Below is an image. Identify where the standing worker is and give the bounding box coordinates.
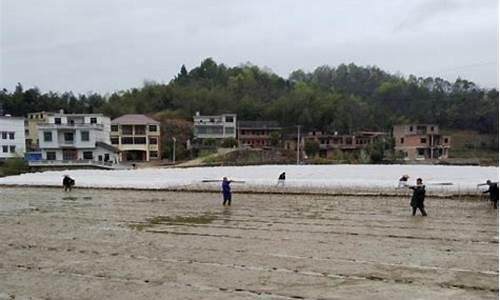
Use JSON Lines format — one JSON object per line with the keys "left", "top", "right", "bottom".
{"left": 409, "top": 178, "right": 427, "bottom": 216}
{"left": 483, "top": 180, "right": 499, "bottom": 209}
{"left": 277, "top": 172, "right": 286, "bottom": 187}
{"left": 222, "top": 177, "right": 233, "bottom": 206}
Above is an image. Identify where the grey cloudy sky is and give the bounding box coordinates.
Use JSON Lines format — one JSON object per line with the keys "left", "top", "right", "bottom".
{"left": 1, "top": 0, "right": 498, "bottom": 94}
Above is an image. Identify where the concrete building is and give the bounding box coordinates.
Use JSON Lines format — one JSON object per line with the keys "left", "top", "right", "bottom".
{"left": 111, "top": 114, "right": 161, "bottom": 161}
{"left": 303, "top": 130, "right": 387, "bottom": 158}
{"left": 193, "top": 112, "right": 236, "bottom": 146}
{"left": 37, "top": 113, "right": 118, "bottom": 164}
{"left": 393, "top": 124, "right": 450, "bottom": 160}
{"left": 0, "top": 116, "right": 26, "bottom": 159}
{"left": 25, "top": 111, "right": 51, "bottom": 151}
{"left": 237, "top": 121, "right": 281, "bottom": 148}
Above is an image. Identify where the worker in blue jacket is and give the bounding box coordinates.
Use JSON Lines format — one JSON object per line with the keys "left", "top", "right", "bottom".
{"left": 222, "top": 177, "right": 233, "bottom": 206}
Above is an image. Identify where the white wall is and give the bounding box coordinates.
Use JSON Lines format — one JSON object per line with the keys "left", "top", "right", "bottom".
{"left": 0, "top": 117, "right": 26, "bottom": 159}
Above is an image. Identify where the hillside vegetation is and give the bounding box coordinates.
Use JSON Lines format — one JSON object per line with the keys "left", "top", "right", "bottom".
{"left": 1, "top": 58, "right": 497, "bottom": 136}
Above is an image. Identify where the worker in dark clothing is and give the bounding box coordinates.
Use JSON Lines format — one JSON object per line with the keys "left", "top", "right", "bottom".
{"left": 62, "top": 175, "right": 75, "bottom": 192}
{"left": 277, "top": 172, "right": 286, "bottom": 187}
{"left": 483, "top": 180, "right": 499, "bottom": 209}
{"left": 409, "top": 178, "right": 427, "bottom": 216}
{"left": 222, "top": 177, "right": 232, "bottom": 206}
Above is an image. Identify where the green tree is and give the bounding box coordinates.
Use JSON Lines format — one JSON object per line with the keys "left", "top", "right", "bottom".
{"left": 304, "top": 141, "right": 320, "bottom": 157}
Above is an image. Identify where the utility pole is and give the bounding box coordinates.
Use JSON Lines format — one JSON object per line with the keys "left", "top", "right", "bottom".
{"left": 296, "top": 125, "right": 301, "bottom": 165}
{"left": 172, "top": 137, "right": 176, "bottom": 165}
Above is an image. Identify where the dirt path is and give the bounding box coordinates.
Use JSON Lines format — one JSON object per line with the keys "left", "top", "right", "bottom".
{"left": 0, "top": 188, "right": 497, "bottom": 299}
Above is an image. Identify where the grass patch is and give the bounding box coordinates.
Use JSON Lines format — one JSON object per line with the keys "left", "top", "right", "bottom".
{"left": 128, "top": 214, "right": 216, "bottom": 231}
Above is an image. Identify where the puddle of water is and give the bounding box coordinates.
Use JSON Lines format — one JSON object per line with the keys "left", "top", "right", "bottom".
{"left": 129, "top": 214, "right": 217, "bottom": 231}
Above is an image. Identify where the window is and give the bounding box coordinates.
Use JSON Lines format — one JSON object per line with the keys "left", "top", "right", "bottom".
{"left": 1, "top": 132, "right": 6, "bottom": 139}
{"left": 148, "top": 125, "right": 157, "bottom": 132}
{"left": 225, "top": 116, "right": 234, "bottom": 123}
{"left": 9, "top": 146, "right": 15, "bottom": 153}
{"left": 134, "top": 125, "right": 146, "bottom": 135}
{"left": 104, "top": 154, "right": 110, "bottom": 161}
{"left": 417, "top": 149, "right": 425, "bottom": 156}
{"left": 81, "top": 131, "right": 89, "bottom": 142}
{"left": 44, "top": 131, "right": 53, "bottom": 142}
{"left": 64, "top": 132, "right": 74, "bottom": 142}
{"left": 111, "top": 137, "right": 119, "bottom": 145}
{"left": 121, "top": 137, "right": 134, "bottom": 144}
{"left": 46, "top": 152, "right": 56, "bottom": 160}
{"left": 25, "top": 129, "right": 29, "bottom": 135}
{"left": 420, "top": 138, "right": 426, "bottom": 143}
{"left": 111, "top": 125, "right": 118, "bottom": 132}
{"left": 149, "top": 137, "right": 158, "bottom": 145}
{"left": 444, "top": 138, "right": 449, "bottom": 143}
{"left": 90, "top": 117, "right": 97, "bottom": 124}
{"left": 430, "top": 126, "right": 434, "bottom": 132}
{"left": 400, "top": 138, "right": 404, "bottom": 144}
{"left": 83, "top": 151, "right": 93, "bottom": 159}
{"left": 134, "top": 137, "right": 146, "bottom": 144}
{"left": 9, "top": 132, "right": 14, "bottom": 139}
{"left": 122, "top": 125, "right": 133, "bottom": 135}
{"left": 2, "top": 146, "right": 7, "bottom": 153}
{"left": 150, "top": 151, "right": 158, "bottom": 158}
{"left": 54, "top": 118, "right": 61, "bottom": 124}
{"left": 409, "top": 126, "right": 413, "bottom": 132}
{"left": 225, "top": 127, "right": 235, "bottom": 134}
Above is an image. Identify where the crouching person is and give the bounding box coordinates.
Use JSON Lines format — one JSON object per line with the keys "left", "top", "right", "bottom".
{"left": 63, "top": 175, "right": 75, "bottom": 192}
{"left": 409, "top": 178, "right": 427, "bottom": 216}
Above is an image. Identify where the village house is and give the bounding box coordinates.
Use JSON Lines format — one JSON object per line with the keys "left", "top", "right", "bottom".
{"left": 237, "top": 121, "right": 281, "bottom": 149}
{"left": 303, "top": 130, "right": 387, "bottom": 158}
{"left": 25, "top": 111, "right": 51, "bottom": 151}
{"left": 35, "top": 112, "right": 118, "bottom": 167}
{"left": 0, "top": 115, "right": 26, "bottom": 160}
{"left": 192, "top": 112, "right": 236, "bottom": 146}
{"left": 393, "top": 124, "right": 450, "bottom": 160}
{"left": 110, "top": 114, "right": 161, "bottom": 161}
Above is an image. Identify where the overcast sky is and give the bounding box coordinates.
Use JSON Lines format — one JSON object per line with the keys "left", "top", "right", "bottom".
{"left": 1, "top": 0, "right": 498, "bottom": 94}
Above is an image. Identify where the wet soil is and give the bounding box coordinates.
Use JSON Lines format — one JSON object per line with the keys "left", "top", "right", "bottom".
{"left": 0, "top": 187, "right": 497, "bottom": 299}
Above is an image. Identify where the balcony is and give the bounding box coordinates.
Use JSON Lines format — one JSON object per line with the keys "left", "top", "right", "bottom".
{"left": 28, "top": 159, "right": 117, "bottom": 169}
{"left": 38, "top": 123, "right": 104, "bottom": 130}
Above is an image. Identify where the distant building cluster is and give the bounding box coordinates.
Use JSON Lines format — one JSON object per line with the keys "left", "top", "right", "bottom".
{"left": 0, "top": 110, "right": 451, "bottom": 168}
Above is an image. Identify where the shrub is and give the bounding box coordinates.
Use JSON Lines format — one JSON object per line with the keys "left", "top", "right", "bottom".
{"left": 0, "top": 158, "right": 29, "bottom": 176}
{"left": 221, "top": 137, "right": 238, "bottom": 148}
{"left": 304, "top": 141, "right": 320, "bottom": 157}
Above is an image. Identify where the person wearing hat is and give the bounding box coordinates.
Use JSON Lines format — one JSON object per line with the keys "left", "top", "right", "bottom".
{"left": 276, "top": 172, "right": 286, "bottom": 187}
{"left": 398, "top": 175, "right": 410, "bottom": 188}
{"left": 409, "top": 178, "right": 427, "bottom": 216}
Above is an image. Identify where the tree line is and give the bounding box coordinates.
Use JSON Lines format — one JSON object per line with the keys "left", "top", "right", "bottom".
{"left": 1, "top": 58, "right": 498, "bottom": 134}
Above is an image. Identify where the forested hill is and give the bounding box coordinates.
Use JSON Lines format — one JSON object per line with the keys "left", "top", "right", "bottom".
{"left": 1, "top": 58, "right": 498, "bottom": 134}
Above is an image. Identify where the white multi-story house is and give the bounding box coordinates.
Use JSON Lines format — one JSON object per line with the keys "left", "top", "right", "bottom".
{"left": 37, "top": 113, "right": 119, "bottom": 164}
{"left": 0, "top": 116, "right": 26, "bottom": 159}
{"left": 193, "top": 112, "right": 236, "bottom": 140}
{"left": 110, "top": 114, "right": 161, "bottom": 161}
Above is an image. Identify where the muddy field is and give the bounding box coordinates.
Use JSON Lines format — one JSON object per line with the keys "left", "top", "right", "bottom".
{"left": 0, "top": 187, "right": 497, "bottom": 300}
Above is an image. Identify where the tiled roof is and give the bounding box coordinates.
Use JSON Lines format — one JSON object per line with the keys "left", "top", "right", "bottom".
{"left": 111, "top": 114, "right": 160, "bottom": 125}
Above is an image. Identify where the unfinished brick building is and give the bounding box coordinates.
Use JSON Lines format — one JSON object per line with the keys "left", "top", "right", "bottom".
{"left": 393, "top": 124, "right": 450, "bottom": 160}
